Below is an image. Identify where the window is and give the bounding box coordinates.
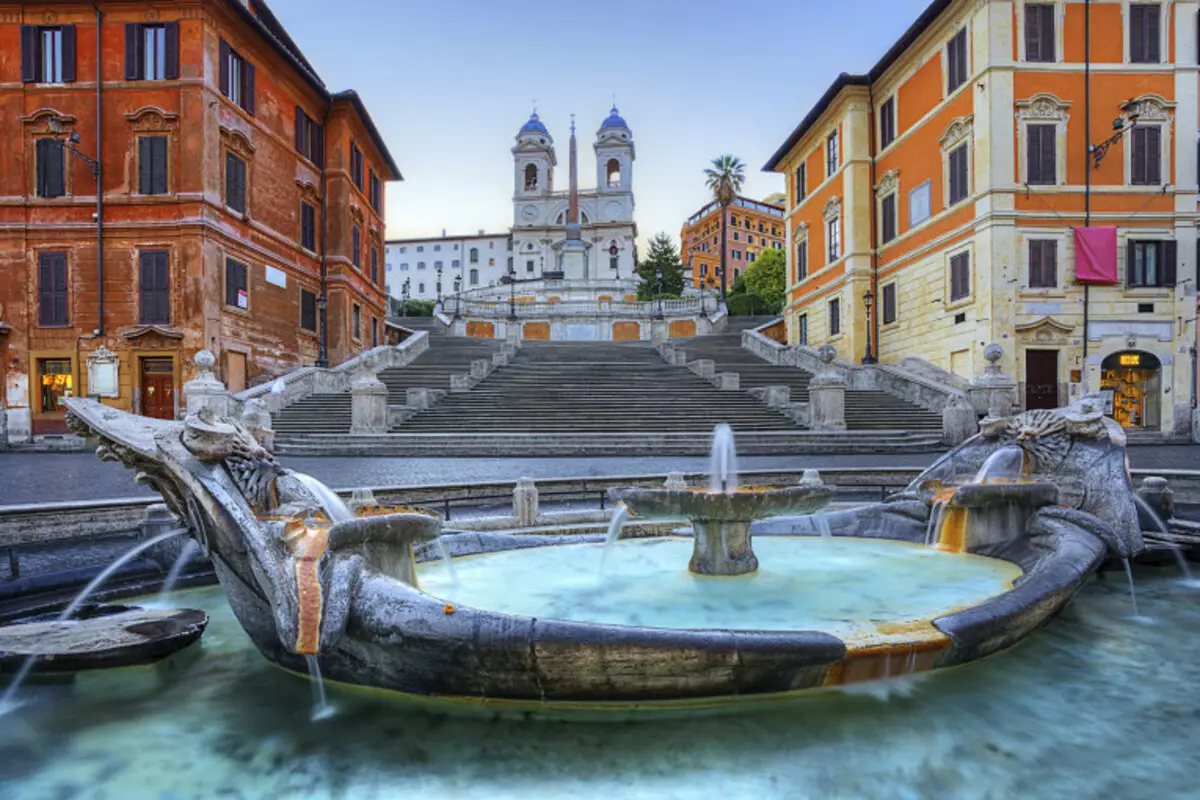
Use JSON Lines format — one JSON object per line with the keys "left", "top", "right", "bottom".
{"left": 371, "top": 245, "right": 379, "bottom": 284}
{"left": 1026, "top": 124, "right": 1057, "bottom": 185}
{"left": 524, "top": 164, "right": 538, "bottom": 190}
{"left": 352, "top": 225, "right": 361, "bottom": 268}
{"left": 748, "top": 252, "right": 757, "bottom": 263}
{"left": 352, "top": 304, "right": 361, "bottom": 340}
{"left": 371, "top": 317, "right": 379, "bottom": 347}
{"left": 21, "top": 25, "right": 75, "bottom": 83}
{"left": 416, "top": 246, "right": 424, "bottom": 252}
{"left": 610, "top": 255, "right": 618, "bottom": 270}
{"left": 452, "top": 259, "right": 460, "bottom": 268}
{"left": 434, "top": 260, "right": 443, "bottom": 270}
{"left": 301, "top": 289, "right": 317, "bottom": 332}
{"left": 950, "top": 252, "right": 971, "bottom": 301}
{"left": 1029, "top": 240, "right": 1058, "bottom": 288}
{"left": 138, "top": 136, "right": 168, "bottom": 195}
{"left": 798, "top": 314, "right": 808, "bottom": 345}
{"left": 294, "top": 107, "right": 324, "bottom": 164}
{"left": 880, "top": 97, "right": 896, "bottom": 149}
{"left": 225, "top": 258, "right": 248, "bottom": 309}
{"left": 470, "top": 268, "right": 479, "bottom": 285}
{"left": 881, "top": 194, "right": 897, "bottom": 244}
{"left": 125, "top": 23, "right": 179, "bottom": 81}
{"left": 418, "top": 283, "right": 425, "bottom": 293}
{"left": 828, "top": 299, "right": 841, "bottom": 336}
{"left": 218, "top": 39, "right": 255, "bottom": 115}
{"left": 350, "top": 142, "right": 364, "bottom": 189}
{"left": 1131, "top": 127, "right": 1162, "bottom": 185}
{"left": 1126, "top": 240, "right": 1176, "bottom": 287}
{"left": 417, "top": 261, "right": 426, "bottom": 270}
{"left": 732, "top": 250, "right": 742, "bottom": 260}
{"left": 826, "top": 132, "right": 839, "bottom": 177}
{"left": 488, "top": 258, "right": 495, "bottom": 266}
{"left": 1025, "top": 4, "right": 1055, "bottom": 62}
{"left": 370, "top": 170, "right": 382, "bottom": 212}
{"left": 434, "top": 245, "right": 441, "bottom": 252}
{"left": 526, "top": 260, "right": 535, "bottom": 273}
{"left": 948, "top": 143, "right": 970, "bottom": 205}
{"left": 138, "top": 250, "right": 170, "bottom": 325}
{"left": 910, "top": 181, "right": 932, "bottom": 227}
{"left": 827, "top": 217, "right": 841, "bottom": 262}
{"left": 300, "top": 202, "right": 316, "bottom": 251}
{"left": 748, "top": 235, "right": 755, "bottom": 245}
{"left": 400, "top": 263, "right": 409, "bottom": 271}
{"left": 399, "top": 246, "right": 407, "bottom": 253}
{"left": 469, "top": 247, "right": 479, "bottom": 263}
{"left": 606, "top": 158, "right": 621, "bottom": 187}
{"left": 796, "top": 240, "right": 808, "bottom": 280}
{"left": 37, "top": 252, "right": 69, "bottom": 326}
{"left": 882, "top": 282, "right": 897, "bottom": 325}
{"left": 1129, "top": 4, "right": 1161, "bottom": 64}
{"left": 733, "top": 232, "right": 740, "bottom": 242}
{"left": 947, "top": 28, "right": 968, "bottom": 93}
{"left": 225, "top": 152, "right": 246, "bottom": 213}
{"left": 36, "top": 138, "right": 66, "bottom": 198}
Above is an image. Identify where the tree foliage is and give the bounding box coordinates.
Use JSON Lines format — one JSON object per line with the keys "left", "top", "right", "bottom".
{"left": 703, "top": 155, "right": 746, "bottom": 206}
{"left": 635, "top": 232, "right": 686, "bottom": 301}
{"left": 725, "top": 249, "right": 786, "bottom": 316}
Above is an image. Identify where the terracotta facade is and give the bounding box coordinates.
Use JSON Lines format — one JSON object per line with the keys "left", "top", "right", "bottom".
{"left": 681, "top": 195, "right": 785, "bottom": 290}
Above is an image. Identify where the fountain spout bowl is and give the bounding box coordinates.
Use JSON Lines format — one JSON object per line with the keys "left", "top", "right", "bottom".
{"left": 609, "top": 485, "right": 835, "bottom": 576}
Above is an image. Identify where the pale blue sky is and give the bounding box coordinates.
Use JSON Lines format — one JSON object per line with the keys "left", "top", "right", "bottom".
{"left": 271, "top": 0, "right": 932, "bottom": 248}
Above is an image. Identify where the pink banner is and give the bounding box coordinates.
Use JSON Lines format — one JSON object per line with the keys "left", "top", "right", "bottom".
{"left": 1073, "top": 227, "right": 1118, "bottom": 284}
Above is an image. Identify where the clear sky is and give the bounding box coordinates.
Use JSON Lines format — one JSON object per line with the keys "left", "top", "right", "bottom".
{"left": 270, "top": 0, "right": 933, "bottom": 249}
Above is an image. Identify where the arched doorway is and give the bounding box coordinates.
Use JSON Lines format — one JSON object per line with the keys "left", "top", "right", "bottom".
{"left": 1100, "top": 351, "right": 1161, "bottom": 429}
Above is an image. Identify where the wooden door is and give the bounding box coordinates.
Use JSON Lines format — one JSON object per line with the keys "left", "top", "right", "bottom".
{"left": 141, "top": 358, "right": 176, "bottom": 420}
{"left": 1025, "top": 350, "right": 1059, "bottom": 410}
{"left": 225, "top": 352, "right": 247, "bottom": 393}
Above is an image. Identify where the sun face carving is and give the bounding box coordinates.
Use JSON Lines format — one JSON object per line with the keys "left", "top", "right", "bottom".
{"left": 988, "top": 409, "right": 1071, "bottom": 473}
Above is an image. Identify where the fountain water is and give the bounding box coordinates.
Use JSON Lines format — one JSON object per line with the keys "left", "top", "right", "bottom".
{"left": 157, "top": 540, "right": 201, "bottom": 603}
{"left": 1133, "top": 495, "right": 1195, "bottom": 583}
{"left": 709, "top": 423, "right": 738, "bottom": 494}
{"left": 304, "top": 655, "right": 335, "bottom": 721}
{"left": 926, "top": 445, "right": 1027, "bottom": 550}
{"left": 292, "top": 473, "right": 352, "bottom": 523}
{"left": 813, "top": 510, "right": 833, "bottom": 541}
{"left": 0, "top": 528, "right": 185, "bottom": 716}
{"left": 599, "top": 506, "right": 631, "bottom": 572}
{"left": 1121, "top": 557, "right": 1141, "bottom": 617}
{"left": 974, "top": 446, "right": 1025, "bottom": 483}
{"left": 433, "top": 538, "right": 459, "bottom": 586}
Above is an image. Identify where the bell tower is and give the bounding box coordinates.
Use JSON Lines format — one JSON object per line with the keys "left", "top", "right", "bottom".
{"left": 512, "top": 112, "right": 556, "bottom": 202}
{"left": 594, "top": 105, "right": 634, "bottom": 195}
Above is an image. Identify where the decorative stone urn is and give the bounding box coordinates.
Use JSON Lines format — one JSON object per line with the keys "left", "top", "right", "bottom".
{"left": 807, "top": 344, "right": 846, "bottom": 432}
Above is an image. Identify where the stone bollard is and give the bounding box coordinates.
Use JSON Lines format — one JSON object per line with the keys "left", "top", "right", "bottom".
{"left": 513, "top": 477, "right": 539, "bottom": 526}
{"left": 349, "top": 488, "right": 378, "bottom": 512}
{"left": 450, "top": 374, "right": 472, "bottom": 393}
{"left": 492, "top": 350, "right": 509, "bottom": 367}
{"left": 140, "top": 503, "right": 189, "bottom": 570}
{"left": 688, "top": 359, "right": 715, "bottom": 378}
{"left": 350, "top": 374, "right": 389, "bottom": 434}
{"left": 240, "top": 397, "right": 275, "bottom": 452}
{"left": 942, "top": 394, "right": 978, "bottom": 445}
{"left": 716, "top": 373, "right": 740, "bottom": 391}
{"left": 762, "top": 385, "right": 791, "bottom": 409}
{"left": 969, "top": 343, "right": 1017, "bottom": 418}
{"left": 800, "top": 469, "right": 824, "bottom": 487}
{"left": 471, "top": 359, "right": 492, "bottom": 380}
{"left": 664, "top": 471, "right": 687, "bottom": 489}
{"left": 1137, "top": 477, "right": 1175, "bottom": 523}
{"left": 808, "top": 345, "right": 846, "bottom": 432}
{"left": 406, "top": 387, "right": 433, "bottom": 411}
{"left": 184, "top": 350, "right": 233, "bottom": 417}
{"left": 670, "top": 350, "right": 689, "bottom": 366}
{"left": 787, "top": 402, "right": 810, "bottom": 426}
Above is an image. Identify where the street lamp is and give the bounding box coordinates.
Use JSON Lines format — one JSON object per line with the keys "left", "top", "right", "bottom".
{"left": 1090, "top": 99, "right": 1144, "bottom": 169}
{"left": 453, "top": 275, "right": 462, "bottom": 320}
{"left": 435, "top": 264, "right": 443, "bottom": 305}
{"left": 400, "top": 279, "right": 410, "bottom": 318}
{"left": 716, "top": 266, "right": 726, "bottom": 303}
{"left": 655, "top": 264, "right": 664, "bottom": 320}
{"left": 508, "top": 263, "right": 517, "bottom": 320}
{"left": 699, "top": 277, "right": 708, "bottom": 319}
{"left": 862, "top": 289, "right": 877, "bottom": 365}
{"left": 48, "top": 117, "right": 99, "bottom": 178}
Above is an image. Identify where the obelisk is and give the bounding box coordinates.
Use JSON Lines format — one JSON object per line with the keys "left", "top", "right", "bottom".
{"left": 560, "top": 115, "right": 588, "bottom": 281}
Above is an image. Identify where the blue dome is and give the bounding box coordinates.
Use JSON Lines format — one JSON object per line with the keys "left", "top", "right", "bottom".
{"left": 600, "top": 105, "right": 629, "bottom": 131}
{"left": 520, "top": 112, "right": 549, "bottom": 136}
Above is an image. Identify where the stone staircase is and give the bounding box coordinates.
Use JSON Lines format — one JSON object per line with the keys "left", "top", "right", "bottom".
{"left": 677, "top": 321, "right": 944, "bottom": 432}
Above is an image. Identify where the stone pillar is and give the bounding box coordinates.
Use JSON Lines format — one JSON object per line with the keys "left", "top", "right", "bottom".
{"left": 492, "top": 351, "right": 509, "bottom": 367}
{"left": 808, "top": 345, "right": 846, "bottom": 432}
{"left": 184, "top": 350, "right": 233, "bottom": 417}
{"left": 761, "top": 386, "right": 791, "bottom": 408}
{"left": 140, "top": 503, "right": 189, "bottom": 569}
{"left": 1137, "top": 476, "right": 1175, "bottom": 523}
{"left": 942, "top": 394, "right": 978, "bottom": 446}
{"left": 350, "top": 374, "right": 389, "bottom": 434}
{"left": 450, "top": 374, "right": 472, "bottom": 393}
{"left": 969, "top": 343, "right": 1018, "bottom": 417}
{"left": 513, "top": 477, "right": 539, "bottom": 526}
{"left": 240, "top": 397, "right": 275, "bottom": 452}
{"left": 471, "top": 359, "right": 491, "bottom": 380}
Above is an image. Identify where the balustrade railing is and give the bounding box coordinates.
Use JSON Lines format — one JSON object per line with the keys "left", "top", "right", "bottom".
{"left": 455, "top": 298, "right": 704, "bottom": 318}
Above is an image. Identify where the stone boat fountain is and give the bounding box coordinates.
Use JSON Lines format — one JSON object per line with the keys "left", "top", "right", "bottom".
{"left": 59, "top": 393, "right": 1142, "bottom": 715}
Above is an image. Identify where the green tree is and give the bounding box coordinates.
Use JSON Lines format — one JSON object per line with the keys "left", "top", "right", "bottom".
{"left": 702, "top": 154, "right": 746, "bottom": 298}
{"left": 743, "top": 249, "right": 786, "bottom": 315}
{"left": 635, "top": 232, "right": 686, "bottom": 301}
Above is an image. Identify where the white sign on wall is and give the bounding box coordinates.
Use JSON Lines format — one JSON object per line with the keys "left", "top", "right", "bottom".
{"left": 909, "top": 181, "right": 932, "bottom": 227}
{"left": 264, "top": 265, "right": 288, "bottom": 289}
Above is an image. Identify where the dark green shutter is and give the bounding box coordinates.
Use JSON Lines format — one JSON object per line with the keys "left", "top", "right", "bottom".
{"left": 61, "top": 25, "right": 76, "bottom": 82}
{"left": 21, "top": 25, "right": 37, "bottom": 82}
{"left": 1163, "top": 240, "right": 1177, "bottom": 286}
{"left": 164, "top": 22, "right": 179, "bottom": 80}
{"left": 125, "top": 24, "right": 141, "bottom": 80}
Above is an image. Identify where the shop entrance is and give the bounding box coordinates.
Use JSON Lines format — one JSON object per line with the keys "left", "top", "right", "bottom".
{"left": 141, "top": 358, "right": 176, "bottom": 420}
{"left": 1100, "top": 351, "right": 1161, "bottom": 429}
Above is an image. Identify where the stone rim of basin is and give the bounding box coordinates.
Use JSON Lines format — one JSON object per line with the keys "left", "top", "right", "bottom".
{"left": 609, "top": 484, "right": 836, "bottom": 522}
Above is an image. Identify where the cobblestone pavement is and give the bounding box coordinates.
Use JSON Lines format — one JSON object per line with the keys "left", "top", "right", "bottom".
{"left": 0, "top": 446, "right": 1196, "bottom": 506}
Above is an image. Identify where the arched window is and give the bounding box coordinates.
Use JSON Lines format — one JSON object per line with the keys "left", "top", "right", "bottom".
{"left": 469, "top": 268, "right": 479, "bottom": 285}
{"left": 469, "top": 247, "right": 479, "bottom": 263}
{"left": 609, "top": 240, "right": 619, "bottom": 270}
{"left": 606, "top": 158, "right": 621, "bottom": 187}
{"left": 524, "top": 164, "right": 538, "bottom": 190}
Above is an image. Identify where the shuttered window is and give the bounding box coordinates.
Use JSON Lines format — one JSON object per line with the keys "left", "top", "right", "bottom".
{"left": 218, "top": 39, "right": 256, "bottom": 114}
{"left": 880, "top": 97, "right": 896, "bottom": 149}
{"left": 371, "top": 317, "right": 379, "bottom": 348}
{"left": 371, "top": 245, "right": 379, "bottom": 284}
{"left": 1127, "top": 240, "right": 1176, "bottom": 287}
{"left": 138, "top": 136, "right": 168, "bottom": 195}
{"left": 947, "top": 28, "right": 968, "bottom": 93}
{"left": 881, "top": 193, "right": 897, "bottom": 244}
{"left": 795, "top": 162, "right": 807, "bottom": 203}
{"left": 796, "top": 240, "right": 808, "bottom": 281}
{"left": 825, "top": 132, "right": 839, "bottom": 178}
{"left": 21, "top": 25, "right": 75, "bottom": 83}
{"left": 139, "top": 250, "right": 170, "bottom": 324}
{"left": 1025, "top": 4, "right": 1055, "bottom": 62}
{"left": 225, "top": 152, "right": 247, "bottom": 213}
{"left": 300, "top": 289, "right": 317, "bottom": 332}
{"left": 125, "top": 23, "right": 178, "bottom": 80}
{"left": 1028, "top": 240, "right": 1057, "bottom": 288}
{"left": 352, "top": 304, "right": 361, "bottom": 340}
{"left": 37, "top": 252, "right": 69, "bottom": 326}
{"left": 827, "top": 217, "right": 841, "bottom": 262}
{"left": 828, "top": 299, "right": 841, "bottom": 336}
{"left": 950, "top": 252, "right": 971, "bottom": 301}
{"left": 225, "top": 258, "right": 248, "bottom": 309}
{"left": 1131, "top": 127, "right": 1162, "bottom": 185}
{"left": 882, "top": 283, "right": 897, "bottom": 325}
{"left": 1026, "top": 124, "right": 1057, "bottom": 185}
{"left": 294, "top": 107, "right": 324, "bottom": 165}
{"left": 300, "top": 202, "right": 316, "bottom": 251}
{"left": 352, "top": 225, "right": 362, "bottom": 268}
{"left": 1130, "top": 4, "right": 1161, "bottom": 64}
{"left": 798, "top": 314, "right": 808, "bottom": 346}
{"left": 948, "top": 143, "right": 970, "bottom": 205}
{"left": 350, "top": 142, "right": 364, "bottom": 189}
{"left": 36, "top": 138, "right": 66, "bottom": 198}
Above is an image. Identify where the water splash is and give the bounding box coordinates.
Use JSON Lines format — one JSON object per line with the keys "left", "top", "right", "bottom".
{"left": 925, "top": 501, "right": 948, "bottom": 547}
{"left": 292, "top": 473, "right": 353, "bottom": 523}
{"left": 156, "top": 540, "right": 201, "bottom": 603}
{"left": 600, "top": 506, "right": 631, "bottom": 572}
{"left": 709, "top": 424, "right": 738, "bottom": 494}
{"left": 0, "top": 528, "right": 186, "bottom": 716}
{"left": 813, "top": 510, "right": 832, "bottom": 542}
{"left": 434, "top": 538, "right": 458, "bottom": 586}
{"left": 304, "top": 655, "right": 335, "bottom": 721}
{"left": 1121, "top": 557, "right": 1140, "bottom": 617}
{"left": 974, "top": 446, "right": 1025, "bottom": 484}
{"left": 1132, "top": 495, "right": 1195, "bottom": 583}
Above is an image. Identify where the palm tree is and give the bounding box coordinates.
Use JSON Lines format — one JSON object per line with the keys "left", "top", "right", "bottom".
{"left": 703, "top": 155, "right": 746, "bottom": 301}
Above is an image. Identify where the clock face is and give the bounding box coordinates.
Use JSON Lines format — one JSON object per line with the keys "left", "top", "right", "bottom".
{"left": 522, "top": 205, "right": 538, "bottom": 221}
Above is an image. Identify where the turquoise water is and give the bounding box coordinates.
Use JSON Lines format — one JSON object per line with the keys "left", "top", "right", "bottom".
{"left": 1, "top": 572, "right": 1199, "bottom": 798}
{"left": 418, "top": 538, "right": 1021, "bottom": 644}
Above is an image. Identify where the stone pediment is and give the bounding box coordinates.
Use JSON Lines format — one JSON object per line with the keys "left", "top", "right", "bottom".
{"left": 1015, "top": 316, "right": 1074, "bottom": 344}
{"left": 121, "top": 325, "right": 185, "bottom": 347}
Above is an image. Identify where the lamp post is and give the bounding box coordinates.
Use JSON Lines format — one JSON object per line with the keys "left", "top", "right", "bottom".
{"left": 1089, "top": 99, "right": 1144, "bottom": 169}
{"left": 655, "top": 265, "right": 665, "bottom": 320}
{"left": 862, "top": 289, "right": 877, "bottom": 365}
{"left": 401, "top": 279, "right": 409, "bottom": 318}
{"left": 435, "top": 264, "right": 443, "bottom": 306}
{"left": 699, "top": 278, "right": 708, "bottom": 319}
{"left": 609, "top": 242, "right": 620, "bottom": 280}
{"left": 508, "top": 263, "right": 517, "bottom": 320}
{"left": 715, "top": 266, "right": 725, "bottom": 306}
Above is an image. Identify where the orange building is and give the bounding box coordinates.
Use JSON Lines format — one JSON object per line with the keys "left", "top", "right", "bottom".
{"left": 766, "top": 0, "right": 1198, "bottom": 436}
{"left": 0, "top": 0, "right": 400, "bottom": 441}
{"left": 680, "top": 195, "right": 785, "bottom": 290}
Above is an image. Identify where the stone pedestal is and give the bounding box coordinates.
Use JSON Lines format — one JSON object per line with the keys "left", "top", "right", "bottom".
{"left": 1137, "top": 476, "right": 1175, "bottom": 523}
{"left": 184, "top": 350, "right": 233, "bottom": 417}
{"left": 406, "top": 387, "right": 433, "bottom": 411}
{"left": 450, "top": 374, "right": 472, "bottom": 393}
{"left": 942, "top": 394, "right": 978, "bottom": 446}
{"left": 513, "top": 477, "right": 539, "bottom": 526}
{"left": 808, "top": 345, "right": 846, "bottom": 432}
{"left": 350, "top": 374, "right": 389, "bottom": 434}
{"left": 471, "top": 359, "right": 491, "bottom": 380}
{"left": 240, "top": 398, "right": 274, "bottom": 452}
{"left": 969, "top": 343, "right": 1018, "bottom": 418}
{"left": 688, "top": 359, "right": 715, "bottom": 378}
{"left": 690, "top": 521, "right": 758, "bottom": 576}
{"left": 716, "top": 373, "right": 740, "bottom": 391}
{"left": 761, "top": 386, "right": 791, "bottom": 409}
{"left": 561, "top": 241, "right": 587, "bottom": 282}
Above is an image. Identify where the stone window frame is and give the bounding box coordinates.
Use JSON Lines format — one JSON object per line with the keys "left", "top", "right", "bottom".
{"left": 126, "top": 106, "right": 179, "bottom": 196}
{"left": 21, "top": 108, "right": 77, "bottom": 199}
{"left": 822, "top": 196, "right": 842, "bottom": 265}
{"left": 943, "top": 239, "right": 975, "bottom": 312}
{"left": 1016, "top": 93, "right": 1071, "bottom": 188}
{"left": 875, "top": 169, "right": 901, "bottom": 245}
{"left": 296, "top": 180, "right": 321, "bottom": 254}
{"left": 793, "top": 221, "right": 810, "bottom": 283}
{"left": 135, "top": 244, "right": 175, "bottom": 326}
{"left": 940, "top": 23, "right": 972, "bottom": 98}
{"left": 939, "top": 115, "right": 974, "bottom": 210}
{"left": 219, "top": 126, "right": 255, "bottom": 220}
{"left": 879, "top": 279, "right": 899, "bottom": 328}
{"left": 1016, "top": 0, "right": 1065, "bottom": 64}
{"left": 1123, "top": 0, "right": 1169, "bottom": 65}
{"left": 877, "top": 93, "right": 900, "bottom": 154}
{"left": 1017, "top": 227, "right": 1069, "bottom": 298}
{"left": 1123, "top": 94, "right": 1174, "bottom": 187}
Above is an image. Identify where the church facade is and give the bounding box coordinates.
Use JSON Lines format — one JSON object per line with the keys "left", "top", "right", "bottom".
{"left": 510, "top": 108, "right": 638, "bottom": 280}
